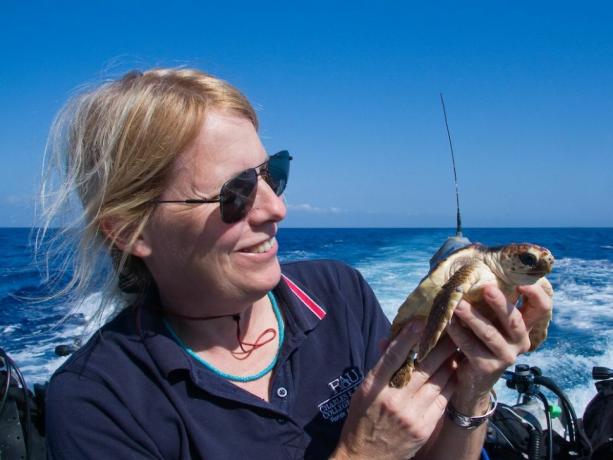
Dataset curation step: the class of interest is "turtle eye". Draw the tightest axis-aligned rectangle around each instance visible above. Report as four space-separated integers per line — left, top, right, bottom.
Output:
519 253 538 267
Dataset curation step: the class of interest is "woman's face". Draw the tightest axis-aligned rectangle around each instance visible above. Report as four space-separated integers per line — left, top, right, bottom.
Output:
139 111 287 312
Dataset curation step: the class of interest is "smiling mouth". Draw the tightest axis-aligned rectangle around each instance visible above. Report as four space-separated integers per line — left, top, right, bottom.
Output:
241 237 276 254
527 270 549 277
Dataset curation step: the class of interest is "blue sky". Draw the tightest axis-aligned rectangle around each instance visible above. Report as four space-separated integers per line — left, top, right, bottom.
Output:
1 1 612 227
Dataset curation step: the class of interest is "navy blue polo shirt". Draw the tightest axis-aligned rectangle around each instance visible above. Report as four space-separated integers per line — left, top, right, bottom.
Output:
46 260 391 459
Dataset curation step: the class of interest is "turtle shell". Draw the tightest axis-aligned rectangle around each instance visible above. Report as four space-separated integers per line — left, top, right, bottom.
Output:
389 242 554 388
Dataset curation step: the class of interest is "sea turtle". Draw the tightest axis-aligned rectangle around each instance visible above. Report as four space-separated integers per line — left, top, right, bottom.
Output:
389 243 554 388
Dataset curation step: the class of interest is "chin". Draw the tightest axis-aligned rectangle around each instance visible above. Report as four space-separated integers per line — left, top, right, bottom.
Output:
261 259 283 290
240 259 282 297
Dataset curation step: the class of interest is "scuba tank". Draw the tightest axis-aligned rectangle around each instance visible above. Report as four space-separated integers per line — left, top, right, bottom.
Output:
582 366 613 460
485 364 593 460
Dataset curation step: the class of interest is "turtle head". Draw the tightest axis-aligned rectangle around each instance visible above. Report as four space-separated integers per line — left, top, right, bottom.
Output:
491 243 555 285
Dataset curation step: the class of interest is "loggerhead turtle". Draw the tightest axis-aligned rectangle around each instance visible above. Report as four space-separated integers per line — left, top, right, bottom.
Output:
389 243 554 388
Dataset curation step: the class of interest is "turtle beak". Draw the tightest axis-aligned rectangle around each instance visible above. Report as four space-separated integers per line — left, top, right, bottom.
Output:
533 254 554 275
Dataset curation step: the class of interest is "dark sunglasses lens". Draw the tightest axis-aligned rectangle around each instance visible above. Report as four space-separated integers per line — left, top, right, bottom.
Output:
218 151 291 224
264 151 291 195
219 169 257 223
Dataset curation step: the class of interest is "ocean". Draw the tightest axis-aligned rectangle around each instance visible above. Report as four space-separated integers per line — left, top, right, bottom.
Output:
1 227 612 416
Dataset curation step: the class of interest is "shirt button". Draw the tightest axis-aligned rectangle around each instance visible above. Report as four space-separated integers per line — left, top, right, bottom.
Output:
276 387 288 398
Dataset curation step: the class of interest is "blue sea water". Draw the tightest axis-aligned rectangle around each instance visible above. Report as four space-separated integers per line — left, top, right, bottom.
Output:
1 227 612 415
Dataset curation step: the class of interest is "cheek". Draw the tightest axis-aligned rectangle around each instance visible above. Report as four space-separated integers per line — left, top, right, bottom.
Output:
190 214 250 269
146 208 211 259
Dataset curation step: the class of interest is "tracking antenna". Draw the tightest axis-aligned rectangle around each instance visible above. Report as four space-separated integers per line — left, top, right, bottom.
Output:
428 94 471 269
440 93 463 237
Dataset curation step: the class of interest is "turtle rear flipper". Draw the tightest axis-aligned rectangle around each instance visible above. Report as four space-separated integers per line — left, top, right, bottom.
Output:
390 261 486 388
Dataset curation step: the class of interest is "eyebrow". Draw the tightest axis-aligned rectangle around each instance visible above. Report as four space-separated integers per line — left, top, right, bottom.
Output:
180 153 272 199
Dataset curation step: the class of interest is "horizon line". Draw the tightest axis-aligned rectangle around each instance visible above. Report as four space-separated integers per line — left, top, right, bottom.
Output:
1 226 612 231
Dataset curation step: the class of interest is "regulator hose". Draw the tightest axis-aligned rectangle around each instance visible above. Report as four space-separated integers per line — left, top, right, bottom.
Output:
527 425 542 460
536 391 553 460
534 374 592 456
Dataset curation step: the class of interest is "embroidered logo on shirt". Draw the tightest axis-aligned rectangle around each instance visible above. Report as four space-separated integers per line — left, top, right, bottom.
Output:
317 367 364 422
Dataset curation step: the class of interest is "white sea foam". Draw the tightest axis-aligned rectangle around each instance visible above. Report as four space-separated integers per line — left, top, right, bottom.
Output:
2 324 18 334
7 291 120 386
540 257 613 414
280 250 318 261
496 337 613 416
362 258 449 313
553 285 613 330
551 258 613 331
356 254 430 318
16 356 71 385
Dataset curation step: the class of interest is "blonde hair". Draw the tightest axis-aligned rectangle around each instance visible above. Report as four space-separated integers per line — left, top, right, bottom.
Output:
38 68 258 323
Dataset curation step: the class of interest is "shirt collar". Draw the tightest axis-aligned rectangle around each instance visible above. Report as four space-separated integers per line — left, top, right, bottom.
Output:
137 272 328 379
275 273 327 335
136 303 192 378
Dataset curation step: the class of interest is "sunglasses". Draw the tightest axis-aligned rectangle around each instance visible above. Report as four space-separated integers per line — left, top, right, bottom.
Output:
154 150 292 223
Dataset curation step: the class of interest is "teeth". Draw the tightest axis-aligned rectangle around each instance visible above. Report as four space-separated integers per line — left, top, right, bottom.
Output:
245 237 275 254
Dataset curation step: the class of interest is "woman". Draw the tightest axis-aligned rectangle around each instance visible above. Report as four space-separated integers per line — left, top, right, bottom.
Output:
43 68 552 459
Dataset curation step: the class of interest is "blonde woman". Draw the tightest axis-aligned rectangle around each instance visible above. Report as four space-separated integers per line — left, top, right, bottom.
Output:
43 68 551 459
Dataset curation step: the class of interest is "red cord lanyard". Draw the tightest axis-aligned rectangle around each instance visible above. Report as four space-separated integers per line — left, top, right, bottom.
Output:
163 310 276 360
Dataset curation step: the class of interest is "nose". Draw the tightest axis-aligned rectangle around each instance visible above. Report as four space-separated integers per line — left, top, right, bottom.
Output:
247 177 287 224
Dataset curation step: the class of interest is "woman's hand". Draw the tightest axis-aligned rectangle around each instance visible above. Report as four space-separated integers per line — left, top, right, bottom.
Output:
445 284 553 413
332 321 458 460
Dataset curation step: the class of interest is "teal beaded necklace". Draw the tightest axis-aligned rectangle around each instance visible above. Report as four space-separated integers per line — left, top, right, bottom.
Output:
163 292 284 382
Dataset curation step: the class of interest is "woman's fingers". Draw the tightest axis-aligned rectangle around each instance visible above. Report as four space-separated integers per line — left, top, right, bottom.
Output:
456 288 530 353
405 335 457 393
446 315 496 365
337 323 463 459
518 284 553 330
479 284 551 349
448 303 518 370
338 347 458 460
413 353 458 414
482 285 531 346
370 319 424 384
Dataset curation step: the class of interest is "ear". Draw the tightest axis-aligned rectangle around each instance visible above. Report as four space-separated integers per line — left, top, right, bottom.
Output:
100 218 152 258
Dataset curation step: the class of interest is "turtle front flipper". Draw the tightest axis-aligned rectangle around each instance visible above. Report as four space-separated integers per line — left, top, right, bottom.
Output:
390 262 483 388
418 262 483 358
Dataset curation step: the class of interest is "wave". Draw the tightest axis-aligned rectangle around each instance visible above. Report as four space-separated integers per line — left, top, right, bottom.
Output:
279 250 320 261
2 291 119 386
